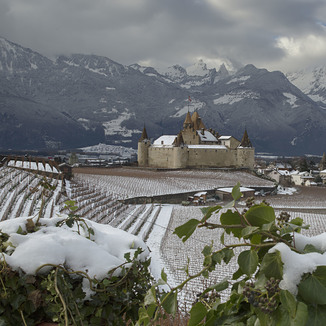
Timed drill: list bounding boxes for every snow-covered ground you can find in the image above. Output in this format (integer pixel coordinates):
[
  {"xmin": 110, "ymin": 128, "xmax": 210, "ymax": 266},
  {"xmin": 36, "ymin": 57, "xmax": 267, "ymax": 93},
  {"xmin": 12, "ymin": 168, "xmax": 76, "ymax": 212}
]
[
  {"xmin": 73, "ymin": 169, "xmax": 274, "ymax": 199},
  {"xmin": 2, "ymin": 164, "xmax": 326, "ymax": 310}
]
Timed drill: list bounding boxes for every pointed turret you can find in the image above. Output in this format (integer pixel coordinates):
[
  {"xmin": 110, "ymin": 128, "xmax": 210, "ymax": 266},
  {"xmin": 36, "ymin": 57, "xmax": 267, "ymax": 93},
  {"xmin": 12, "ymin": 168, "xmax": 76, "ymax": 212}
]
[
  {"xmin": 139, "ymin": 125, "xmax": 149, "ymax": 142},
  {"xmin": 173, "ymin": 132, "xmax": 184, "ymax": 146},
  {"xmin": 183, "ymin": 112, "xmax": 193, "ymax": 129},
  {"xmin": 239, "ymin": 129, "xmax": 252, "ymax": 147},
  {"xmin": 191, "ymin": 111, "xmax": 206, "ymax": 130}
]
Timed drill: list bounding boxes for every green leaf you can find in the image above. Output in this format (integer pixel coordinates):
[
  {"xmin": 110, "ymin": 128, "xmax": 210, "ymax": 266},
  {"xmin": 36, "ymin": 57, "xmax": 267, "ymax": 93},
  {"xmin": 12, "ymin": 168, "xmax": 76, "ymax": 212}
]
[
  {"xmin": 261, "ymin": 221, "xmax": 274, "ymax": 231},
  {"xmin": 202, "ymin": 244, "xmax": 212, "ymax": 257},
  {"xmin": 220, "ymin": 210, "xmax": 242, "ymax": 238},
  {"xmin": 238, "ymin": 250, "xmax": 258, "ymax": 276},
  {"xmin": 16, "ymin": 225, "xmax": 24, "ymax": 234},
  {"xmin": 10, "ymin": 293, "xmax": 26, "ymax": 310},
  {"xmin": 290, "ymin": 217, "xmax": 303, "ymax": 226},
  {"xmin": 65, "ymin": 218, "xmax": 74, "ymax": 228},
  {"xmin": 232, "ymin": 268, "xmax": 244, "ymax": 280},
  {"xmin": 276, "ymin": 300, "xmax": 308, "ymax": 326},
  {"xmin": 307, "ymin": 304, "xmax": 326, "ymax": 326},
  {"xmin": 303, "ymin": 244, "xmax": 323, "ymax": 254},
  {"xmin": 161, "ymin": 291, "xmax": 177, "ymax": 316},
  {"xmin": 220, "ymin": 231, "xmax": 225, "ymax": 245},
  {"xmin": 245, "ymin": 205, "xmax": 276, "ymax": 227},
  {"xmin": 211, "ymin": 252, "xmax": 223, "ymax": 265},
  {"xmin": 188, "ymin": 301, "xmax": 207, "ymax": 326},
  {"xmin": 250, "ymin": 233, "xmax": 262, "ymax": 244},
  {"xmin": 280, "ymin": 290, "xmax": 297, "ymax": 318},
  {"xmin": 161, "ymin": 269, "xmax": 167, "ymax": 283},
  {"xmin": 298, "ymin": 266, "xmax": 326, "ymax": 305},
  {"xmin": 241, "ymin": 226, "xmax": 259, "ymax": 238},
  {"xmin": 224, "ymin": 199, "xmax": 236, "ymax": 208},
  {"xmin": 174, "ymin": 219, "xmax": 200, "ymax": 242},
  {"xmin": 144, "ymin": 286, "xmax": 156, "ymax": 305},
  {"xmin": 222, "ymin": 248, "xmax": 234, "ymax": 264},
  {"xmin": 203, "ymin": 278, "xmax": 229, "ymax": 294},
  {"xmin": 260, "ymin": 251, "xmax": 283, "ymax": 279},
  {"xmin": 200, "ymin": 205, "xmax": 222, "ymax": 222},
  {"xmin": 232, "ymin": 182, "xmax": 242, "ymax": 201},
  {"xmin": 293, "ymin": 302, "xmax": 308, "ymax": 326}
]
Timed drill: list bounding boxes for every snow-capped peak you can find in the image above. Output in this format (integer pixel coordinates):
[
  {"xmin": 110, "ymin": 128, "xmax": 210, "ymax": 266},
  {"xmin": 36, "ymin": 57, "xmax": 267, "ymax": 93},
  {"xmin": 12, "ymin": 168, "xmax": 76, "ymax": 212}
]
[{"xmin": 186, "ymin": 59, "xmax": 209, "ymax": 77}]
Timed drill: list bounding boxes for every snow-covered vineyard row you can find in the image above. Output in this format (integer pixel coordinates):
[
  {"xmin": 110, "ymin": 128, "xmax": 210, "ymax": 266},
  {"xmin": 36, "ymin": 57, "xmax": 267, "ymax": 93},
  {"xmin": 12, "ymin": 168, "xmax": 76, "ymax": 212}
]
[
  {"xmin": 0, "ymin": 166, "xmax": 165, "ymax": 245},
  {"xmin": 73, "ymin": 169, "xmax": 274, "ymax": 199},
  {"xmin": 2, "ymin": 165, "xmax": 326, "ymax": 310},
  {"xmin": 0, "ymin": 166, "xmax": 66, "ymax": 221},
  {"xmin": 161, "ymin": 205, "xmax": 326, "ymax": 309}
]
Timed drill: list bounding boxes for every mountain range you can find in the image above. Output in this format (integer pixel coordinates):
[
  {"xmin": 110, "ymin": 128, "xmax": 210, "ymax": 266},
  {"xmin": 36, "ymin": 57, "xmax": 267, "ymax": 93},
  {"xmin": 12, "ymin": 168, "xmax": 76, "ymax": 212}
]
[{"xmin": 1, "ymin": 36, "xmax": 326, "ymax": 156}]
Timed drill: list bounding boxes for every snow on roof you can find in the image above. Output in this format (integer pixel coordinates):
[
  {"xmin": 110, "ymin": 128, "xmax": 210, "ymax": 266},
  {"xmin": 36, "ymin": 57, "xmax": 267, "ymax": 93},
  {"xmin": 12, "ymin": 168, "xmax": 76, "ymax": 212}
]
[
  {"xmin": 153, "ymin": 135, "xmax": 177, "ymax": 147},
  {"xmin": 277, "ymin": 170, "xmax": 291, "ymax": 176},
  {"xmin": 187, "ymin": 145, "xmax": 227, "ymax": 149},
  {"xmin": 194, "ymin": 191, "xmax": 207, "ymax": 196},
  {"xmin": 217, "ymin": 187, "xmax": 255, "ymax": 193},
  {"xmin": 197, "ymin": 130, "xmax": 218, "ymax": 142},
  {"xmin": 218, "ymin": 136, "xmax": 232, "ymax": 140}
]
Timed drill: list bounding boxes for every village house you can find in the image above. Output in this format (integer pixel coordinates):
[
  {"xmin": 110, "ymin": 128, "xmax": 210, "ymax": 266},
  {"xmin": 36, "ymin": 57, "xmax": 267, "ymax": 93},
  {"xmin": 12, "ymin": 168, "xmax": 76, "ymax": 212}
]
[
  {"xmin": 267, "ymin": 169, "xmax": 293, "ymax": 186},
  {"xmin": 291, "ymin": 171, "xmax": 315, "ymax": 186},
  {"xmin": 138, "ymin": 111, "xmax": 254, "ymax": 169},
  {"xmin": 320, "ymin": 169, "xmax": 326, "ymax": 184},
  {"xmin": 215, "ymin": 187, "xmax": 255, "ymax": 201}
]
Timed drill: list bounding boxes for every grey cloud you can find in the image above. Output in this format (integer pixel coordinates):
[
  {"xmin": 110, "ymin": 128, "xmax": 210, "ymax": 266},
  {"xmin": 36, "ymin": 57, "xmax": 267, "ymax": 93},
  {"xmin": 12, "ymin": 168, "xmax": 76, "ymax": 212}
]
[{"xmin": 0, "ymin": 0, "xmax": 326, "ymax": 72}]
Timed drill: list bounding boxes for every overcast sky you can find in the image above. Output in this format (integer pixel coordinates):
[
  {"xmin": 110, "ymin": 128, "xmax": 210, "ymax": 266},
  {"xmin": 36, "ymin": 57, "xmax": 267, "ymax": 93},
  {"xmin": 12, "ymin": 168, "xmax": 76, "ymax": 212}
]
[{"xmin": 1, "ymin": 0, "xmax": 326, "ymax": 73}]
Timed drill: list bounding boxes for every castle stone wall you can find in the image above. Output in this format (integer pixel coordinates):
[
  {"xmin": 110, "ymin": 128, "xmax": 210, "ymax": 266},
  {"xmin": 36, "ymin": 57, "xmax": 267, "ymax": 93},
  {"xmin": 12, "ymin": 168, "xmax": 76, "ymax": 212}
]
[
  {"xmin": 187, "ymin": 148, "xmax": 238, "ymax": 168},
  {"xmin": 237, "ymin": 148, "xmax": 255, "ymax": 169},
  {"xmin": 142, "ymin": 146, "xmax": 255, "ymax": 169}
]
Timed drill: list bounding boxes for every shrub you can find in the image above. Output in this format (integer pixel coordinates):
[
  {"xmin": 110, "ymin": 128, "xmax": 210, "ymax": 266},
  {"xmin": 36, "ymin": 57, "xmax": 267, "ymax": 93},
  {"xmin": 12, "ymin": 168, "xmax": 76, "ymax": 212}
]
[
  {"xmin": 0, "ymin": 206, "xmax": 153, "ymax": 325},
  {"xmin": 138, "ymin": 182, "xmax": 326, "ymax": 326}
]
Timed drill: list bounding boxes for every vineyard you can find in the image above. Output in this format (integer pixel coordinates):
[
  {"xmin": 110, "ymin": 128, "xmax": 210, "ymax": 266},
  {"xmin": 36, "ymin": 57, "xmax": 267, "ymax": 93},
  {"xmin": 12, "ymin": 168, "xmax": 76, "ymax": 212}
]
[{"xmin": 1, "ymin": 164, "xmax": 326, "ymax": 311}]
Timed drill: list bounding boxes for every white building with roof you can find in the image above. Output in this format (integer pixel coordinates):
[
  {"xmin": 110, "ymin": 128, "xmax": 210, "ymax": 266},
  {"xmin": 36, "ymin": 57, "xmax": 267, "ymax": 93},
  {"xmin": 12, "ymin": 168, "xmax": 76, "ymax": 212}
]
[{"xmin": 138, "ymin": 111, "xmax": 254, "ymax": 169}]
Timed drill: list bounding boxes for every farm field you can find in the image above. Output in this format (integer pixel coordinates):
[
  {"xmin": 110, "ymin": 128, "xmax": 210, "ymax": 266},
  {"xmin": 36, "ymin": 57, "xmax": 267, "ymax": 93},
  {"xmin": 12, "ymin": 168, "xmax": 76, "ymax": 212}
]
[
  {"xmin": 72, "ymin": 167, "xmax": 275, "ymax": 199},
  {"xmin": 1, "ymin": 164, "xmax": 326, "ymax": 311}
]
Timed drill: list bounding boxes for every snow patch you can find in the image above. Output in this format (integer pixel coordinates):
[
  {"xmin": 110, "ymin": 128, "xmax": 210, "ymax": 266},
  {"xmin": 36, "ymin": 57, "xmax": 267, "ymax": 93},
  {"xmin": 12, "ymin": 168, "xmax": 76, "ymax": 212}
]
[
  {"xmin": 283, "ymin": 92, "xmax": 299, "ymax": 108},
  {"xmin": 270, "ymin": 240, "xmax": 326, "ymax": 295},
  {"xmin": 214, "ymin": 91, "xmax": 260, "ymax": 105},
  {"xmin": 226, "ymin": 75, "xmax": 251, "ymax": 84},
  {"xmin": 171, "ymin": 99, "xmax": 205, "ymax": 117},
  {"xmin": 102, "ymin": 111, "xmax": 141, "ymax": 137},
  {"xmin": 0, "ymin": 215, "xmax": 149, "ymax": 294}
]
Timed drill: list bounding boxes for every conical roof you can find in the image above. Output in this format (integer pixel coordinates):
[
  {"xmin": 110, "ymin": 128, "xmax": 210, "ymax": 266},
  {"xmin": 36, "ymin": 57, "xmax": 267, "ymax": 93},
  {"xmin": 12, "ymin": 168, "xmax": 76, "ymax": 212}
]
[
  {"xmin": 173, "ymin": 132, "xmax": 184, "ymax": 146},
  {"xmin": 183, "ymin": 111, "xmax": 193, "ymax": 128},
  {"xmin": 184, "ymin": 111, "xmax": 192, "ymax": 124},
  {"xmin": 139, "ymin": 125, "xmax": 149, "ymax": 142},
  {"xmin": 240, "ymin": 129, "xmax": 252, "ymax": 147},
  {"xmin": 191, "ymin": 111, "xmax": 206, "ymax": 130}
]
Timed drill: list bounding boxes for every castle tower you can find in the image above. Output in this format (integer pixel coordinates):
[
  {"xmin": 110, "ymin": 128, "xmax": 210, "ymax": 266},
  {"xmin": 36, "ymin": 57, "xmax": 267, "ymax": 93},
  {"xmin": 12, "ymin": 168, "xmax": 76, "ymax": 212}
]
[
  {"xmin": 237, "ymin": 129, "xmax": 254, "ymax": 168},
  {"xmin": 138, "ymin": 126, "xmax": 150, "ymax": 166}
]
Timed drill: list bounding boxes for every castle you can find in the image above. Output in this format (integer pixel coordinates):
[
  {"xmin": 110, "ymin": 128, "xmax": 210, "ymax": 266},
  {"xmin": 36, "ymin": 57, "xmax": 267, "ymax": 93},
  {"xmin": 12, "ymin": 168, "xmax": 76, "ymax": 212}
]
[{"xmin": 138, "ymin": 111, "xmax": 255, "ymax": 169}]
